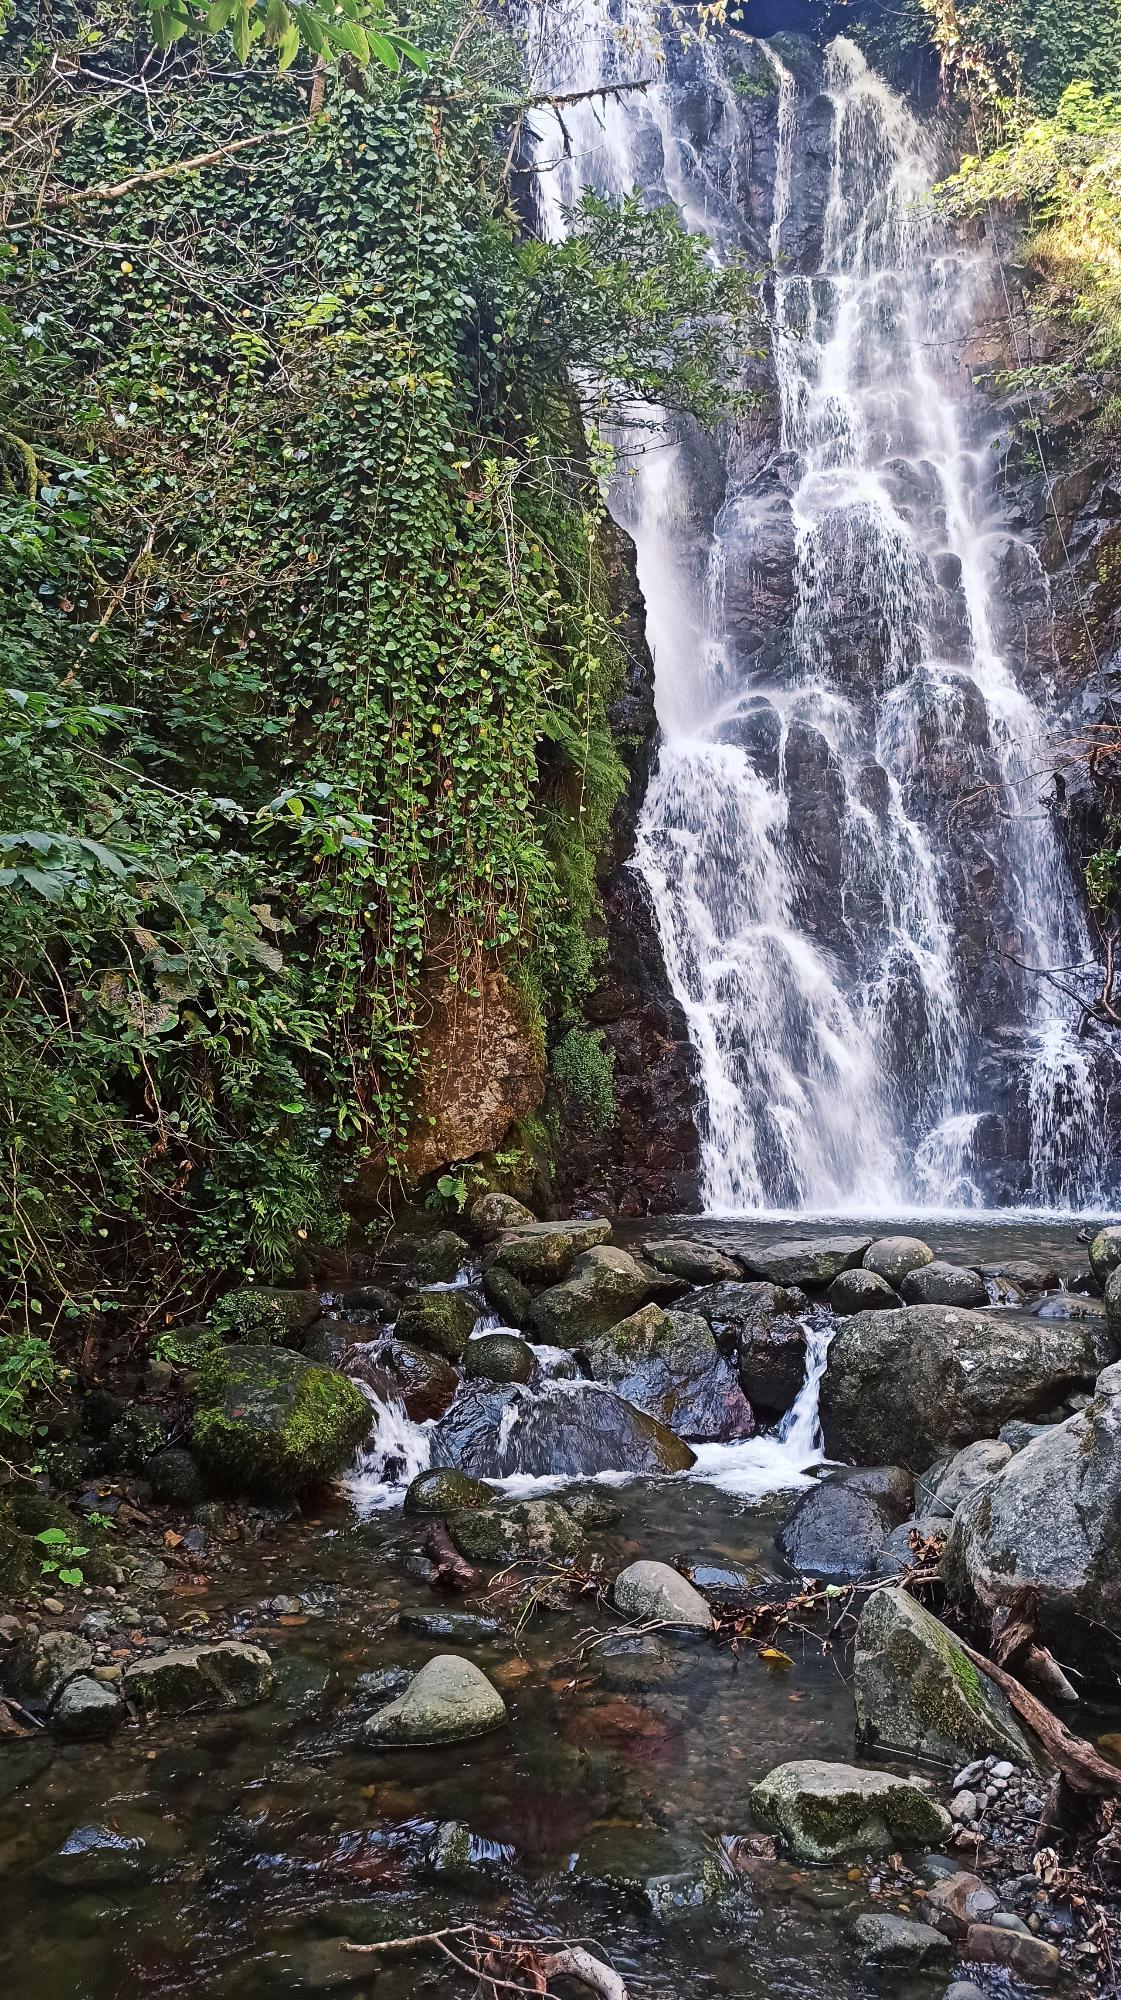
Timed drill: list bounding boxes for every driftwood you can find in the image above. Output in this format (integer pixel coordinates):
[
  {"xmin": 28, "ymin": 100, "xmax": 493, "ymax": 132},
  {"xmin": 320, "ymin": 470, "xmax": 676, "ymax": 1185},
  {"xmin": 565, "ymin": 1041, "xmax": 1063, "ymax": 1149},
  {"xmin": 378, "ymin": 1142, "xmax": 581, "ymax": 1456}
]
[
  {"xmin": 423, "ymin": 1519, "xmax": 482, "ymax": 1593},
  {"xmin": 343, "ymin": 1923, "xmax": 629, "ymax": 2000},
  {"xmin": 959, "ymin": 1638, "xmax": 1121, "ymax": 1797}
]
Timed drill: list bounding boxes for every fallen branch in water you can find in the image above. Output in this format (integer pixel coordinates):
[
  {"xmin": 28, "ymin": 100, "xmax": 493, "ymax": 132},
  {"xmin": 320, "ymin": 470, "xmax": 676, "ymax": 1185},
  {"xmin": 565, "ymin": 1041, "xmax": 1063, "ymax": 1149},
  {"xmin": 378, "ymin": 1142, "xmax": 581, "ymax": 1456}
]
[
  {"xmin": 343, "ymin": 1923, "xmax": 629, "ymax": 1999},
  {"xmin": 959, "ymin": 1638, "xmax": 1121, "ymax": 1797},
  {"xmin": 423, "ymin": 1519, "xmax": 481, "ymax": 1593}
]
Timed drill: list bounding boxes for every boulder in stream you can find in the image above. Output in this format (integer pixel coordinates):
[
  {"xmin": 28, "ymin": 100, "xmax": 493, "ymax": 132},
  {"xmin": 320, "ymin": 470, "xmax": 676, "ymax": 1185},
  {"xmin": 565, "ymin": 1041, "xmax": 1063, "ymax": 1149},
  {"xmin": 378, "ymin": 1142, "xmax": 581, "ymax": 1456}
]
[
  {"xmin": 346, "ymin": 1334, "xmax": 459, "ymax": 1421},
  {"xmin": 688, "ymin": 1281, "xmax": 808, "ymax": 1418},
  {"xmin": 827, "ymin": 1268, "xmax": 901, "ymax": 1315},
  {"xmin": 777, "ymin": 1467, "xmax": 910, "ymax": 1582},
  {"xmin": 901, "ymin": 1261, "xmax": 987, "ymax": 1308},
  {"xmin": 484, "ymin": 1218, "xmax": 612, "ymax": 1286},
  {"xmin": 862, "ymin": 1236, "xmax": 934, "ymax": 1288},
  {"xmin": 52, "ymin": 1675, "xmax": 126, "ymax": 1740},
  {"xmin": 644, "ymin": 1237, "xmax": 744, "ymax": 1284},
  {"xmin": 430, "ymin": 1380, "xmax": 695, "ymax": 1478},
  {"xmin": 191, "ymin": 1344, "xmax": 371, "ymax": 1497},
  {"xmin": 744, "ymin": 1236, "xmax": 871, "ymax": 1287},
  {"xmin": 752, "ymin": 1758, "xmax": 952, "ymax": 1862},
  {"xmin": 528, "ymin": 1245, "xmax": 671, "ymax": 1344},
  {"xmin": 446, "ymin": 1498, "xmax": 581, "ymax": 1564},
  {"xmin": 853, "ymin": 1587, "xmax": 1042, "ymax": 1770},
  {"xmin": 614, "ymin": 1559, "xmax": 713, "ymax": 1630},
  {"xmin": 915, "ymin": 1439, "xmax": 1011, "ymax": 1517},
  {"xmin": 821, "ymin": 1305, "xmax": 1115, "ymax": 1468},
  {"xmin": 584, "ymin": 1304, "xmax": 754, "ymax": 1441},
  {"xmin": 463, "ymin": 1332, "xmax": 535, "ymax": 1385},
  {"xmin": 943, "ymin": 1360, "xmax": 1121, "ymax": 1679},
  {"xmin": 404, "ymin": 1467, "xmax": 495, "ymax": 1515},
  {"xmin": 124, "ymin": 1640, "xmax": 273, "ymax": 1714},
  {"xmin": 394, "ymin": 1289, "xmax": 477, "ymax": 1362},
  {"xmin": 363, "ymin": 1653, "xmax": 506, "ymax": 1746},
  {"xmin": 1090, "ymin": 1225, "xmax": 1121, "ymax": 1286}
]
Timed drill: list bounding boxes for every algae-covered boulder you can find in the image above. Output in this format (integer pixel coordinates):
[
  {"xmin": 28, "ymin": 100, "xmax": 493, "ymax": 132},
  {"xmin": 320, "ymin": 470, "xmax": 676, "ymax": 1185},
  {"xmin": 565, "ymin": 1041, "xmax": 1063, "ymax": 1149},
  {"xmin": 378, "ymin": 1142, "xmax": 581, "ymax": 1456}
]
[
  {"xmin": 363, "ymin": 1653, "xmax": 506, "ymax": 1746},
  {"xmin": 145, "ymin": 1446, "xmax": 209, "ymax": 1506},
  {"xmin": 827, "ymin": 1268, "xmax": 901, "ymax": 1315},
  {"xmin": 1090, "ymin": 1225, "xmax": 1121, "ymax": 1286},
  {"xmin": 191, "ymin": 1344, "xmax": 370, "ymax": 1496},
  {"xmin": 863, "ymin": 1236, "xmax": 933, "ymax": 1288},
  {"xmin": 431, "ymin": 1380, "xmax": 695, "ymax": 1479},
  {"xmin": 124, "ymin": 1640, "xmax": 272, "ymax": 1713},
  {"xmin": 463, "ymin": 1333, "xmax": 535, "ymax": 1385},
  {"xmin": 752, "ymin": 1759, "xmax": 952, "ymax": 1862},
  {"xmin": 404, "ymin": 1467, "xmax": 495, "ymax": 1515},
  {"xmin": 467, "ymin": 1191, "xmax": 536, "ymax": 1242},
  {"xmin": 853, "ymin": 1587, "xmax": 1042, "ymax": 1770},
  {"xmin": 584, "ymin": 1305, "xmax": 753, "ymax": 1442},
  {"xmin": 382, "ymin": 1230, "xmax": 470, "ymax": 1284},
  {"xmin": 394, "ymin": 1289, "xmax": 477, "ymax": 1362},
  {"xmin": 211, "ymin": 1286, "xmax": 319, "ymax": 1344},
  {"xmin": 484, "ymin": 1218, "xmax": 612, "ymax": 1287},
  {"xmin": 446, "ymin": 1498, "xmax": 581, "ymax": 1564},
  {"xmin": 529, "ymin": 1245, "xmax": 668, "ymax": 1345},
  {"xmin": 821, "ymin": 1305, "xmax": 1115, "ymax": 1469},
  {"xmin": 745, "ymin": 1237, "xmax": 870, "ymax": 1287}
]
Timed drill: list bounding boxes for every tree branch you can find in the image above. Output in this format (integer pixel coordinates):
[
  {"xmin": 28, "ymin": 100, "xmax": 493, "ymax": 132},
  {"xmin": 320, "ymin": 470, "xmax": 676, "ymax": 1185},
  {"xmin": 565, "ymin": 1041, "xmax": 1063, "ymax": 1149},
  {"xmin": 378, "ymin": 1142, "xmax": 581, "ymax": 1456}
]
[{"xmin": 37, "ymin": 120, "xmax": 308, "ymax": 211}]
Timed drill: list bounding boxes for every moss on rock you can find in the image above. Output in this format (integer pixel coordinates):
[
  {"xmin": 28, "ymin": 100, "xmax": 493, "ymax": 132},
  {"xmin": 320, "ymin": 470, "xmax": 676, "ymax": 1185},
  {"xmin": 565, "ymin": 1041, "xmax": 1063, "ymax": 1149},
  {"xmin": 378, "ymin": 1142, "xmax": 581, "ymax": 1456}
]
[
  {"xmin": 395, "ymin": 1290, "xmax": 477, "ymax": 1361},
  {"xmin": 853, "ymin": 1586, "xmax": 1042, "ymax": 1769},
  {"xmin": 211, "ymin": 1286, "xmax": 319, "ymax": 1344},
  {"xmin": 191, "ymin": 1343, "xmax": 370, "ymax": 1497}
]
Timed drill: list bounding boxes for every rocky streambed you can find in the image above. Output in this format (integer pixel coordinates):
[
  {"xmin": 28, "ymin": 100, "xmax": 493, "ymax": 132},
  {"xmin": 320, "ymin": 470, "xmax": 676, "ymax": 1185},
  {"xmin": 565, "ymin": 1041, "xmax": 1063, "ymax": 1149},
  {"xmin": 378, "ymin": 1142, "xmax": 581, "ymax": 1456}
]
[{"xmin": 3, "ymin": 1205, "xmax": 1121, "ymax": 2000}]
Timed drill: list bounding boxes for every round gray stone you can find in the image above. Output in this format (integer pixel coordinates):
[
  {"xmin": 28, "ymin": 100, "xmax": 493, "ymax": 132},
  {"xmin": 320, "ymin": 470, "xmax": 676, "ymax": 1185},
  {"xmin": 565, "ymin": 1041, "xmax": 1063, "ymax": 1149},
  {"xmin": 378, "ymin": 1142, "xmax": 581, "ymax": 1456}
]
[{"xmin": 363, "ymin": 1653, "xmax": 506, "ymax": 1746}]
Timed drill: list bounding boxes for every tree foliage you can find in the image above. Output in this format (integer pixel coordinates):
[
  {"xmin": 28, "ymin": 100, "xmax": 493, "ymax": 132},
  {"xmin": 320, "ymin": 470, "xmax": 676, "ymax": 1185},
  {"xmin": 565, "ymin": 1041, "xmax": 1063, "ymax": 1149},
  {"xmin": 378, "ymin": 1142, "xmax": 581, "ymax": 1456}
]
[{"xmin": 0, "ymin": 0, "xmax": 756, "ymax": 1351}]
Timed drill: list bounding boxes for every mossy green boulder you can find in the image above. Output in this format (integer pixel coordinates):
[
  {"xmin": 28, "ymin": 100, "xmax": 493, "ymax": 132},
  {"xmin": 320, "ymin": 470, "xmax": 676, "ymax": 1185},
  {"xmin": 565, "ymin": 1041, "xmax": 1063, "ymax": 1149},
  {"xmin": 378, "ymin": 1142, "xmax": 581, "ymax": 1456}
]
[
  {"xmin": 0, "ymin": 1511, "xmax": 38, "ymax": 1596},
  {"xmin": 484, "ymin": 1218, "xmax": 612, "ymax": 1286},
  {"xmin": 395, "ymin": 1290, "xmax": 477, "ymax": 1361},
  {"xmin": 211, "ymin": 1286, "xmax": 320, "ymax": 1344},
  {"xmin": 446, "ymin": 1498, "xmax": 582, "ymax": 1565},
  {"xmin": 124, "ymin": 1640, "xmax": 273, "ymax": 1713},
  {"xmin": 191, "ymin": 1344, "xmax": 370, "ymax": 1496},
  {"xmin": 404, "ymin": 1468, "xmax": 495, "ymax": 1515},
  {"xmin": 463, "ymin": 1333, "xmax": 535, "ymax": 1384},
  {"xmin": 752, "ymin": 1759, "xmax": 952, "ymax": 1862},
  {"xmin": 853, "ymin": 1587, "xmax": 1043, "ymax": 1770}
]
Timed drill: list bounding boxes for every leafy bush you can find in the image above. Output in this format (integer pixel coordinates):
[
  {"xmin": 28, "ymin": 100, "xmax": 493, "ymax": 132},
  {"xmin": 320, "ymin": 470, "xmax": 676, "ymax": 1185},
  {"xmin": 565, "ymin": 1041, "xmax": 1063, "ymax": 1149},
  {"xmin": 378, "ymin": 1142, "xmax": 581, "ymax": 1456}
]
[{"xmin": 551, "ymin": 1028, "xmax": 616, "ymax": 1133}]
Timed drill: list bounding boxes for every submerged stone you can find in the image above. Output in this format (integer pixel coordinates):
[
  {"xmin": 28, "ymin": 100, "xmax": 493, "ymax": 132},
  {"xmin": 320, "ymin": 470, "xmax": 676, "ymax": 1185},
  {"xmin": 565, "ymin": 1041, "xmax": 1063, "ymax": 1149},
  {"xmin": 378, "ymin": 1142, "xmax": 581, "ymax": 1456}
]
[
  {"xmin": 124, "ymin": 1640, "xmax": 272, "ymax": 1714},
  {"xmin": 853, "ymin": 1587, "xmax": 1042, "ymax": 1770},
  {"xmin": 849, "ymin": 1911, "xmax": 950, "ymax": 1967},
  {"xmin": 363, "ymin": 1653, "xmax": 506, "ymax": 1746},
  {"xmin": 752, "ymin": 1759, "xmax": 952, "ymax": 1862},
  {"xmin": 191, "ymin": 1345, "xmax": 371, "ymax": 1497},
  {"xmin": 446, "ymin": 1499, "xmax": 581, "ymax": 1565}
]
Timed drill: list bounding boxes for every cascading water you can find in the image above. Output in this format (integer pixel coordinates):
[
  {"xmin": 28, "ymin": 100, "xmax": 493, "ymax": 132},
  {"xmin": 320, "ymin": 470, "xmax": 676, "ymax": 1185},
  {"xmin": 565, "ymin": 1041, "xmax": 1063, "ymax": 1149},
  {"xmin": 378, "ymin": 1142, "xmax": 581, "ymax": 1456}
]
[{"xmin": 525, "ymin": 4, "xmax": 1118, "ymax": 1215}]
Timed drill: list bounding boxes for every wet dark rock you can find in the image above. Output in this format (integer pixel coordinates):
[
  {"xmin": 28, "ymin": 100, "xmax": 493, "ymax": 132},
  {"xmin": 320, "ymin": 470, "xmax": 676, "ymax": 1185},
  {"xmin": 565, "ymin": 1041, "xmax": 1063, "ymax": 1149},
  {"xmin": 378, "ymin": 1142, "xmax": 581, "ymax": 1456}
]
[
  {"xmin": 484, "ymin": 1219, "xmax": 613, "ymax": 1287},
  {"xmin": 671, "ymin": 1550, "xmax": 760, "ymax": 1605},
  {"xmin": 397, "ymin": 1611, "xmax": 502, "ymax": 1643},
  {"xmin": 752, "ymin": 1759, "xmax": 952, "ymax": 1862},
  {"xmin": 271, "ymin": 1655, "xmax": 330, "ymax": 1712},
  {"xmin": 382, "ymin": 1230, "xmax": 470, "ymax": 1284},
  {"xmin": 863, "ymin": 1236, "xmax": 934, "ymax": 1287},
  {"xmin": 393, "ymin": 1290, "xmax": 477, "ymax": 1363},
  {"xmin": 849, "ymin": 1912, "xmax": 951, "ymax": 1968},
  {"xmin": 744, "ymin": 1236, "xmax": 871, "ymax": 1287},
  {"xmin": 481, "ymin": 1264, "xmax": 533, "ymax": 1326},
  {"xmin": 466, "ymin": 1191, "xmax": 536, "ymax": 1242},
  {"xmin": 827, "ymin": 1267, "xmax": 901, "ymax": 1315},
  {"xmin": 688, "ymin": 1281, "xmax": 808, "ymax": 1417},
  {"xmin": 425, "ymin": 1818, "xmax": 512, "ymax": 1884},
  {"xmin": 445, "ymin": 1499, "xmax": 581, "ymax": 1565},
  {"xmin": 981, "ymin": 1261, "xmax": 1061, "ymax": 1297},
  {"xmin": 528, "ymin": 1245, "xmax": 672, "ymax": 1345},
  {"xmin": 403, "ymin": 1467, "xmax": 495, "ymax": 1515},
  {"xmin": 146, "ymin": 1447, "xmax": 208, "ymax": 1507},
  {"xmin": 584, "ymin": 1304, "xmax": 754, "ymax": 1441},
  {"xmin": 1035, "ymin": 1292, "xmax": 1107, "ymax": 1320},
  {"xmin": 342, "ymin": 1282, "xmax": 401, "ymax": 1320},
  {"xmin": 52, "ymin": 1675, "xmax": 126, "ymax": 1739},
  {"xmin": 124, "ymin": 1640, "xmax": 272, "ymax": 1714},
  {"xmin": 363, "ymin": 1653, "xmax": 506, "ymax": 1746},
  {"xmin": 821, "ymin": 1305, "xmax": 1115, "ymax": 1468},
  {"xmin": 901, "ymin": 1261, "xmax": 988, "ymax": 1308},
  {"xmin": 355, "ymin": 1667, "xmax": 413, "ymax": 1704},
  {"xmin": 4, "ymin": 1629, "xmax": 94, "ymax": 1705},
  {"xmin": 853, "ymin": 1587, "xmax": 1041, "ymax": 1770},
  {"xmin": 463, "ymin": 1332, "xmax": 535, "ymax": 1385},
  {"xmin": 346, "ymin": 1334, "xmax": 459, "ymax": 1422},
  {"xmin": 614, "ymin": 1559, "xmax": 713, "ymax": 1629},
  {"xmin": 777, "ymin": 1470, "xmax": 907, "ymax": 1583},
  {"xmin": 944, "ymin": 1360, "xmax": 1121, "ymax": 1679},
  {"xmin": 644, "ymin": 1237, "xmax": 743, "ymax": 1284},
  {"xmin": 564, "ymin": 1491, "xmax": 622, "ymax": 1530},
  {"xmin": 916, "ymin": 1440, "xmax": 1011, "ymax": 1516},
  {"xmin": 191, "ymin": 1345, "xmax": 371, "ymax": 1497},
  {"xmin": 37, "ymin": 1822, "xmax": 163, "ymax": 1891},
  {"xmin": 566, "ymin": 1824, "xmax": 734, "ymax": 1918},
  {"xmin": 431, "ymin": 1380, "xmax": 695, "ymax": 1479}
]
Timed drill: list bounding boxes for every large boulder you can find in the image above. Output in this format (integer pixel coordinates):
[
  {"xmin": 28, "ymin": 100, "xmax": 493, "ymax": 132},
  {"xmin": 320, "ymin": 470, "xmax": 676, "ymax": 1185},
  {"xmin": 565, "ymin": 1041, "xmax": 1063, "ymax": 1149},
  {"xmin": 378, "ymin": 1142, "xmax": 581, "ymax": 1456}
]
[
  {"xmin": 191, "ymin": 1345, "xmax": 371, "ymax": 1496},
  {"xmin": 467, "ymin": 1192, "xmax": 536, "ymax": 1243},
  {"xmin": 584, "ymin": 1305, "xmax": 754, "ymax": 1441},
  {"xmin": 853, "ymin": 1587, "xmax": 1042, "ymax": 1770},
  {"xmin": 944, "ymin": 1362, "xmax": 1121, "ymax": 1678},
  {"xmin": 827, "ymin": 1268, "xmax": 900, "ymax": 1315},
  {"xmin": 124, "ymin": 1641, "xmax": 272, "ymax": 1714},
  {"xmin": 901, "ymin": 1262, "xmax": 987, "ymax": 1309},
  {"xmin": 614, "ymin": 1559, "xmax": 713, "ymax": 1630},
  {"xmin": 430, "ymin": 1380, "xmax": 695, "ymax": 1479},
  {"xmin": 484, "ymin": 1219, "xmax": 612, "ymax": 1287},
  {"xmin": 744, "ymin": 1237, "xmax": 870, "ymax": 1288},
  {"xmin": 915, "ymin": 1439, "xmax": 1011, "ymax": 1518},
  {"xmin": 528, "ymin": 1246, "xmax": 670, "ymax": 1345},
  {"xmin": 689, "ymin": 1281, "xmax": 808, "ymax": 1418},
  {"xmin": 821, "ymin": 1306, "xmax": 1115, "ymax": 1469},
  {"xmin": 53, "ymin": 1676, "xmax": 126, "ymax": 1740},
  {"xmin": 394, "ymin": 1290, "xmax": 477, "ymax": 1362},
  {"xmin": 363, "ymin": 1654, "xmax": 506, "ymax": 1746},
  {"xmin": 1090, "ymin": 1225, "xmax": 1121, "ymax": 1286},
  {"xmin": 863, "ymin": 1237, "xmax": 933, "ymax": 1288},
  {"xmin": 346, "ymin": 1335, "xmax": 459, "ymax": 1421},
  {"xmin": 778, "ymin": 1468, "xmax": 910, "ymax": 1582},
  {"xmin": 5, "ymin": 1629, "xmax": 93, "ymax": 1705},
  {"xmin": 752, "ymin": 1760, "xmax": 952, "ymax": 1862},
  {"xmin": 644, "ymin": 1238, "xmax": 743, "ymax": 1284},
  {"xmin": 463, "ymin": 1333, "xmax": 535, "ymax": 1385}
]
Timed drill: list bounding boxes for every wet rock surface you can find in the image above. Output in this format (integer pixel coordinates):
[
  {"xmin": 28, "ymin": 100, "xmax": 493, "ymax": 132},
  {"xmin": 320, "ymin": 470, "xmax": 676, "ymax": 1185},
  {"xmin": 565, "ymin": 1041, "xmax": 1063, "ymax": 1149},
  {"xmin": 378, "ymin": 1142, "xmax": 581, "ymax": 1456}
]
[
  {"xmin": 752, "ymin": 1760, "xmax": 953, "ymax": 1863},
  {"xmin": 584, "ymin": 1304, "xmax": 754, "ymax": 1441},
  {"xmin": 853, "ymin": 1588, "xmax": 1041, "ymax": 1770},
  {"xmin": 430, "ymin": 1378, "xmax": 696, "ymax": 1478}
]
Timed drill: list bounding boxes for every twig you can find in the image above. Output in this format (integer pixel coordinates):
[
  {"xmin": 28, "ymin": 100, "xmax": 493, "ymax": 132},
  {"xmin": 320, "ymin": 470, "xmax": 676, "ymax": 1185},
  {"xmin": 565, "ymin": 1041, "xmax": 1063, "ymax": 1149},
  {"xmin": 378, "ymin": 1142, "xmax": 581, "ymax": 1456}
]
[{"xmin": 36, "ymin": 120, "xmax": 308, "ymax": 211}]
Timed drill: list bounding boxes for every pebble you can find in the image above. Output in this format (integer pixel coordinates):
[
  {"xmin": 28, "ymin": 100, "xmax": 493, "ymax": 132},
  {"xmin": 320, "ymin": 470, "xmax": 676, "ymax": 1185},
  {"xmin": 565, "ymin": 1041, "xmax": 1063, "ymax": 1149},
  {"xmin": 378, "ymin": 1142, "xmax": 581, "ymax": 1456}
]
[
  {"xmin": 950, "ymin": 1790, "xmax": 979, "ymax": 1824},
  {"xmin": 42, "ymin": 1598, "xmax": 66, "ymax": 1617}
]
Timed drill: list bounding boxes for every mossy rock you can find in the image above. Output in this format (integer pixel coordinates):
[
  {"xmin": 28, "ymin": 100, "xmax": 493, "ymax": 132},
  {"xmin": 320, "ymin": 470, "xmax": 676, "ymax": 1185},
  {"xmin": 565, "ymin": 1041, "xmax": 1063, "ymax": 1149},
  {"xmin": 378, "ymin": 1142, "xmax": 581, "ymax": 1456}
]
[
  {"xmin": 481, "ymin": 1264, "xmax": 533, "ymax": 1326},
  {"xmin": 384, "ymin": 1231, "xmax": 471, "ymax": 1284},
  {"xmin": 403, "ymin": 1468, "xmax": 495, "ymax": 1515},
  {"xmin": 211, "ymin": 1286, "xmax": 320, "ymax": 1344},
  {"xmin": 4, "ymin": 1492, "xmax": 116, "ymax": 1586},
  {"xmin": 191, "ymin": 1344, "xmax": 371, "ymax": 1497},
  {"xmin": 463, "ymin": 1333, "xmax": 535, "ymax": 1385},
  {"xmin": 853, "ymin": 1586, "xmax": 1043, "ymax": 1770},
  {"xmin": 752, "ymin": 1759, "xmax": 952, "ymax": 1863},
  {"xmin": 395, "ymin": 1290, "xmax": 477, "ymax": 1361},
  {"xmin": 447, "ymin": 1498, "xmax": 582, "ymax": 1565},
  {"xmin": 0, "ymin": 1511, "xmax": 38, "ymax": 1595}
]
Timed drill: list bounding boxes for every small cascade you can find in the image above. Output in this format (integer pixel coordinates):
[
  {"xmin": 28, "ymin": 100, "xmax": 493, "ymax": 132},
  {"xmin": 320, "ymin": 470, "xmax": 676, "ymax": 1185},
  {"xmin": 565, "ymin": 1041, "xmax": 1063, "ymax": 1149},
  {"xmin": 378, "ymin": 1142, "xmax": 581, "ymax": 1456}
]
[
  {"xmin": 689, "ymin": 1317, "xmax": 833, "ymax": 1497},
  {"xmin": 349, "ymin": 1363, "xmax": 432, "ymax": 1515},
  {"xmin": 524, "ymin": 3, "xmax": 1118, "ymax": 1214}
]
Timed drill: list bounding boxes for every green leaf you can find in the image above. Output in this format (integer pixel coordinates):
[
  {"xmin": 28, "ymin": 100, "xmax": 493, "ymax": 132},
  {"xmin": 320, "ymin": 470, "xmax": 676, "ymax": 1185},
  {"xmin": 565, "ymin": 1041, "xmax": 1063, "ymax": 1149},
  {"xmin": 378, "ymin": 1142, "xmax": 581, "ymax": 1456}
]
[
  {"xmin": 57, "ymin": 1567, "xmax": 85, "ymax": 1587},
  {"xmin": 35, "ymin": 1528, "xmax": 70, "ymax": 1546}
]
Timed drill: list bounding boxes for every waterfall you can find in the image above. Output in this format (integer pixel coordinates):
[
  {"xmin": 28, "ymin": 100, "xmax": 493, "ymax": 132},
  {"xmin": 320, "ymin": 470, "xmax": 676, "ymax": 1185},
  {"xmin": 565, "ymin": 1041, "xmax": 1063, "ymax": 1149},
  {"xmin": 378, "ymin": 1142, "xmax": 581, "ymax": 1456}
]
[{"xmin": 526, "ymin": 4, "xmax": 1117, "ymax": 1215}]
